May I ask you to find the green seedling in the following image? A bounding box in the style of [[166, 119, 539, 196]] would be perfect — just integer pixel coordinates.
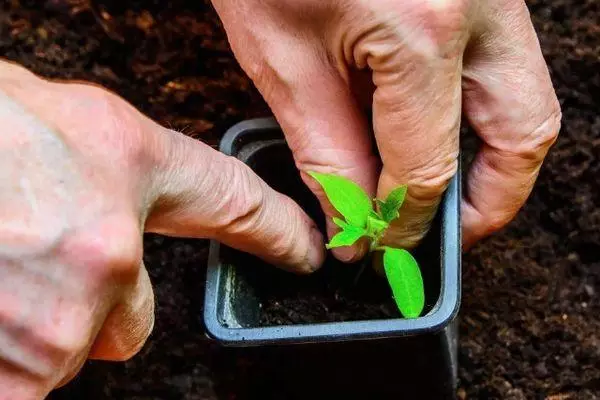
[[308, 172, 424, 319]]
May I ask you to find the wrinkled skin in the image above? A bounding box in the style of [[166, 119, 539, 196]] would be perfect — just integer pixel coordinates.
[[0, 0, 560, 397], [212, 0, 561, 259], [0, 61, 324, 399]]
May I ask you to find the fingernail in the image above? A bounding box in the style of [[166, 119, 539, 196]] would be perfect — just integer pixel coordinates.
[[307, 227, 326, 272]]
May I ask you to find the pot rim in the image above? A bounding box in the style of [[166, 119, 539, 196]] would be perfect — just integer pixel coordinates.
[[203, 117, 462, 346]]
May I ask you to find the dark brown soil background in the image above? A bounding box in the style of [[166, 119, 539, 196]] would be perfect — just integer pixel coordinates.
[[1, 0, 599, 399]]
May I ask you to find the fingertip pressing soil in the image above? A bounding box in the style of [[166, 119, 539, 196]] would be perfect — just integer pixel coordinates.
[[1, 0, 599, 399]]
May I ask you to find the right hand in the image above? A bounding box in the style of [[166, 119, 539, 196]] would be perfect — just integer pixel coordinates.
[[0, 61, 325, 399], [212, 0, 561, 258]]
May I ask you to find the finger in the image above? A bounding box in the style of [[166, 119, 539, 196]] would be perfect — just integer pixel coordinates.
[[144, 130, 326, 274], [365, 10, 466, 249], [88, 266, 154, 361], [212, 0, 379, 264], [251, 41, 379, 263], [461, 1, 561, 249]]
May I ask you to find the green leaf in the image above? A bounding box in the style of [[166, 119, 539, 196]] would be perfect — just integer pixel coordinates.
[[383, 247, 424, 318], [308, 172, 372, 228], [369, 209, 381, 220], [379, 185, 408, 223], [366, 215, 388, 237], [332, 217, 348, 229], [326, 225, 367, 249]]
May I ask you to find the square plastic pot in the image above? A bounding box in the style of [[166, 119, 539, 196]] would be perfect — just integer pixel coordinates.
[[204, 117, 461, 346], [203, 117, 462, 397]]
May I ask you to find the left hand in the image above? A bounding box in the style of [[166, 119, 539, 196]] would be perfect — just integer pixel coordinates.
[[0, 60, 325, 399]]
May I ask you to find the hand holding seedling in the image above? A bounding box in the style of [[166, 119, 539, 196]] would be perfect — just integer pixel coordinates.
[[0, 61, 325, 398], [309, 172, 425, 318], [212, 0, 562, 258]]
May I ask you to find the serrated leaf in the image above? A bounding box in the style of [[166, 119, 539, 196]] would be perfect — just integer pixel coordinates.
[[308, 172, 372, 228], [326, 225, 366, 249], [383, 247, 424, 318], [379, 185, 408, 223]]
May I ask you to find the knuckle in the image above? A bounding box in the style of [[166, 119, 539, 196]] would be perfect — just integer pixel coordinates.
[[407, 156, 458, 203], [43, 311, 91, 359], [212, 161, 266, 233], [59, 221, 142, 284], [241, 55, 268, 85], [0, 276, 91, 379], [509, 106, 562, 163], [259, 200, 301, 256], [208, 159, 310, 270], [422, 0, 469, 18], [96, 240, 139, 279], [522, 107, 562, 159], [26, 304, 93, 375], [246, 57, 292, 106], [236, 52, 280, 100], [417, 0, 472, 48], [61, 84, 147, 163]]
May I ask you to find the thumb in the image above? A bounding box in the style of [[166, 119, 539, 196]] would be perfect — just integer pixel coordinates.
[[144, 128, 326, 274], [242, 42, 380, 263], [460, 1, 561, 250]]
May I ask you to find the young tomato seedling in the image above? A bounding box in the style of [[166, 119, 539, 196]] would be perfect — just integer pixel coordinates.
[[308, 172, 425, 319]]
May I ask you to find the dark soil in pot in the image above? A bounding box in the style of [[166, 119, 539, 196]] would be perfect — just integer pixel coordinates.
[[224, 141, 442, 326], [2, 0, 599, 399]]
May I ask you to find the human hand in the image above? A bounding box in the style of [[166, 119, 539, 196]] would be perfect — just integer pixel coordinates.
[[0, 61, 324, 399], [212, 0, 561, 259]]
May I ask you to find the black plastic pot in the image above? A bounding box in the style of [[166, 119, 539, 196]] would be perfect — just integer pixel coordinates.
[[203, 117, 462, 397]]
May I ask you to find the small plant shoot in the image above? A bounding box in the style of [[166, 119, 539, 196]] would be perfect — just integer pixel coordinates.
[[308, 172, 424, 319]]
